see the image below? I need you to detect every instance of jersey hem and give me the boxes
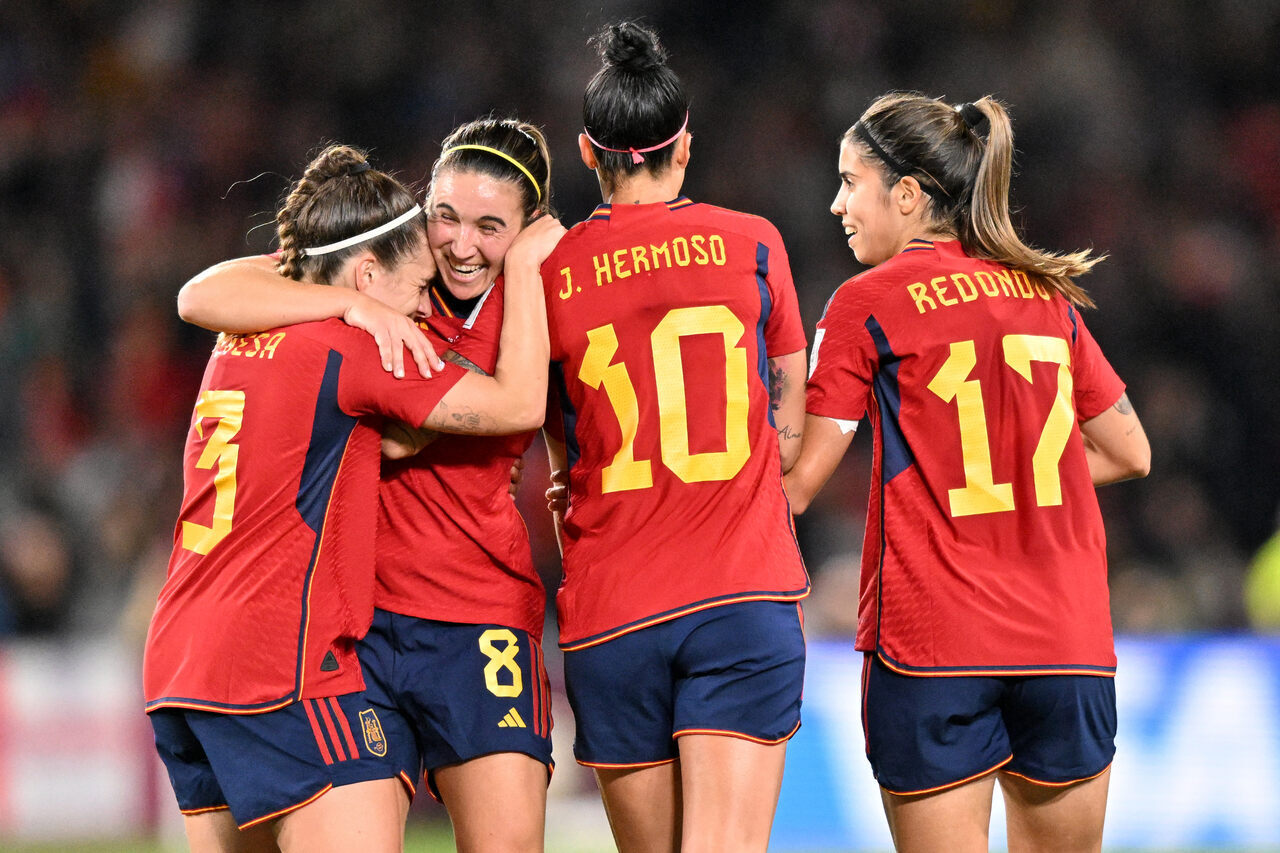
[239,783,332,830]
[1001,763,1112,788]
[398,770,417,801]
[876,649,1116,678]
[179,804,230,816]
[673,718,801,745]
[578,757,678,770]
[559,586,810,652]
[879,756,1012,797]
[146,695,298,715]
[424,754,553,803]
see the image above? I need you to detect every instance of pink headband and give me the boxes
[583,112,689,165]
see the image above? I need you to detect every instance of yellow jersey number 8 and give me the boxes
[580,305,751,493]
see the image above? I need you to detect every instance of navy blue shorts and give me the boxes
[862,653,1117,795]
[150,692,417,829]
[358,609,554,799]
[563,600,805,767]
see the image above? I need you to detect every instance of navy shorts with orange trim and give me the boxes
[563,599,805,767]
[862,652,1117,795]
[358,609,554,799]
[150,691,417,828]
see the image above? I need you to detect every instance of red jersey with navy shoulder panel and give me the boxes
[544,198,810,649]
[806,239,1125,675]
[375,277,546,639]
[144,320,465,713]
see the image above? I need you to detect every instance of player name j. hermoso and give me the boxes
[556,233,729,301]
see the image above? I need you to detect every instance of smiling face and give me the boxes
[427,169,527,300]
[830,140,916,268]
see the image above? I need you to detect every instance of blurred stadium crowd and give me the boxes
[0,0,1276,642]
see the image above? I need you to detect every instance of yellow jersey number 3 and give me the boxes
[181,390,246,555]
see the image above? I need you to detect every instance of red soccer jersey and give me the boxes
[144,320,465,712]
[806,239,1125,675]
[375,278,546,638]
[544,198,810,649]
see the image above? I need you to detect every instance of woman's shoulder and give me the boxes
[685,200,783,239]
[829,251,922,298]
[818,246,942,323]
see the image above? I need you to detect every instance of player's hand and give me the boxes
[344,292,445,379]
[508,457,526,499]
[546,469,568,514]
[506,214,566,268]
[381,421,439,459]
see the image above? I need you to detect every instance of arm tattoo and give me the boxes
[1113,393,1134,416]
[777,424,802,441]
[443,349,489,376]
[429,400,496,434]
[768,361,787,413]
[449,409,485,430]
[429,354,501,434]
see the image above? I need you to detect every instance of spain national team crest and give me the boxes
[360,708,387,757]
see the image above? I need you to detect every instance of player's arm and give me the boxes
[783,414,857,515]
[177,255,442,379]
[380,350,490,459]
[419,216,563,436]
[544,431,569,556]
[381,421,438,459]
[769,349,807,473]
[1079,392,1150,486]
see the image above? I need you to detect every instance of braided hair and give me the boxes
[275,144,424,283]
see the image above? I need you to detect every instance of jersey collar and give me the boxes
[587,196,693,222]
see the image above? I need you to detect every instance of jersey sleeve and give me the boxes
[805,282,876,421]
[331,326,468,426]
[759,224,807,356]
[1070,309,1126,421]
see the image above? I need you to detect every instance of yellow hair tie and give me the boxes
[443,144,542,203]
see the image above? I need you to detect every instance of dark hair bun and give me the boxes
[598,21,667,73]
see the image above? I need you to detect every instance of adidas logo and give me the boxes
[498,708,526,728]
[320,651,339,672]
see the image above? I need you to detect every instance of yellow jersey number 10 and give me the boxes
[579,305,752,493]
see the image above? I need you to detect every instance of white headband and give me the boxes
[300,204,423,256]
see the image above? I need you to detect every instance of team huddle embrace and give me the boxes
[142,19,1150,853]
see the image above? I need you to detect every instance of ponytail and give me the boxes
[964,98,1099,308]
[848,93,1102,308]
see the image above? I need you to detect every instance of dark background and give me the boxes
[0,0,1276,643]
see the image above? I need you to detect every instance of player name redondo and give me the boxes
[906,267,1053,314]
[556,233,728,301]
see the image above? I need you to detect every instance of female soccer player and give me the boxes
[542,22,809,852]
[144,143,559,853]
[176,121,559,852]
[785,93,1151,852]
